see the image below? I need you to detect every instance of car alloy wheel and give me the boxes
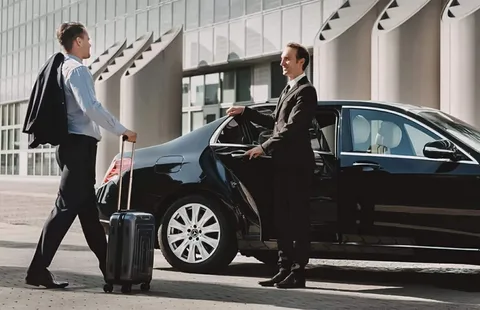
[166,202,221,263]
[159,195,238,273]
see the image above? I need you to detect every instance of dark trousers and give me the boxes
[273,164,313,273]
[27,134,107,277]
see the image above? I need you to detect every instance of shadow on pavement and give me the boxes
[1,266,479,309]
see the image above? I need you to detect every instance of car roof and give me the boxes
[253,100,439,114]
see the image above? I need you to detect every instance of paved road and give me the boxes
[1,179,480,309]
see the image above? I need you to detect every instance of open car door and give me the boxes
[210,109,276,241]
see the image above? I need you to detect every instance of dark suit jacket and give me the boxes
[22,52,68,148]
[243,75,317,168]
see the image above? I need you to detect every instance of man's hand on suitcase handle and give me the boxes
[122,129,137,143]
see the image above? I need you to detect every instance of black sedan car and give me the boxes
[96,100,480,273]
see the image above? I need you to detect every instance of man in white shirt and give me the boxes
[25,22,136,289]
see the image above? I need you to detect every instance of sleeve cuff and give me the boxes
[113,122,127,136]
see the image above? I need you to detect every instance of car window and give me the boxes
[216,118,245,144]
[346,108,441,157]
[314,111,337,154]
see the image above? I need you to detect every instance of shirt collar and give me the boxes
[287,72,306,88]
[65,53,83,64]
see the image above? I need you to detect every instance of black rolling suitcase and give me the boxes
[103,136,156,294]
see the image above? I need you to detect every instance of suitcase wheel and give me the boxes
[121,284,132,294]
[103,283,114,293]
[140,282,151,292]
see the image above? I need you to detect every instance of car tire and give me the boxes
[159,195,238,273]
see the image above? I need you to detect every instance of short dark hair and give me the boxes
[286,42,310,71]
[56,22,86,52]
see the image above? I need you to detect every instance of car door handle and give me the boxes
[230,151,246,158]
[353,161,381,171]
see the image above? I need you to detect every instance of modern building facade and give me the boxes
[0,0,479,179]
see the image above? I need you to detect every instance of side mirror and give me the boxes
[423,140,458,160]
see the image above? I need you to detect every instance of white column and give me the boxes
[313,0,389,100]
[441,2,480,127]
[372,0,443,109]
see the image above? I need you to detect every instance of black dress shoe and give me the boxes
[25,270,69,289]
[275,272,306,289]
[258,269,290,287]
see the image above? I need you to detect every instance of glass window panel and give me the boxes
[50,151,58,175]
[54,11,62,35]
[1,32,6,55]
[19,24,25,49]
[246,0,261,14]
[97,0,106,23]
[117,0,126,16]
[1,129,6,149]
[32,45,38,70]
[172,0,185,28]
[270,61,287,98]
[13,26,19,51]
[236,67,252,102]
[138,0,148,10]
[230,0,244,19]
[12,52,18,76]
[18,50,25,74]
[79,3,87,24]
[200,0,213,26]
[55,0,62,10]
[160,3,172,35]
[39,0,47,16]
[182,77,190,107]
[42,152,50,176]
[27,153,33,175]
[13,153,18,175]
[0,154,5,174]
[8,128,13,149]
[13,1,19,26]
[25,21,32,46]
[263,0,280,10]
[32,18,39,44]
[96,25,105,53]
[26,0,32,20]
[7,29,12,53]
[34,152,41,175]
[20,0,26,24]
[14,103,20,125]
[106,0,116,20]
[186,0,198,30]
[205,73,220,105]
[116,18,126,43]
[190,75,204,106]
[39,16,46,41]
[126,15,135,43]
[136,11,147,37]
[8,106,13,126]
[6,54,12,76]
[191,111,204,131]
[47,13,54,40]
[13,128,20,150]
[63,0,69,7]
[0,56,6,78]
[1,7,7,32]
[87,0,96,26]
[39,43,45,67]
[7,4,13,28]
[5,154,11,175]
[25,48,32,72]
[147,7,160,37]
[214,0,228,23]
[221,71,235,103]
[182,112,188,135]
[105,22,115,48]
[70,3,78,20]
[127,0,136,13]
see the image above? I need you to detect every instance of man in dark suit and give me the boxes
[227,42,317,289]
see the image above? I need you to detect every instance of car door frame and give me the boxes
[339,105,480,248]
[209,107,276,241]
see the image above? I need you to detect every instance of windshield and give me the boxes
[418,110,480,152]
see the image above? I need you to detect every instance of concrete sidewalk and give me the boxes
[1,222,480,309]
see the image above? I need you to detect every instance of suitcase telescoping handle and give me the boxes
[116,135,136,211]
